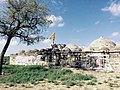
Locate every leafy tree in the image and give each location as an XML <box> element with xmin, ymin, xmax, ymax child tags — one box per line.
<box><xmin>0</xmin><ymin>0</ymin><xmax>51</xmax><ymax>75</ymax></box>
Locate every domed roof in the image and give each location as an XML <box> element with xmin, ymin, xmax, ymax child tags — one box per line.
<box><xmin>115</xmin><ymin>43</ymin><xmax>120</xmax><ymax>47</ymax></box>
<box><xmin>98</xmin><ymin>46</ymin><xmax>110</xmax><ymax>52</ymax></box>
<box><xmin>89</xmin><ymin>37</ymin><xmax>116</xmax><ymax>50</ymax></box>
<box><xmin>66</xmin><ymin>44</ymin><xmax>78</xmax><ymax>49</ymax></box>
<box><xmin>111</xmin><ymin>43</ymin><xmax>120</xmax><ymax>51</ymax></box>
<box><xmin>66</xmin><ymin>44</ymin><xmax>80</xmax><ymax>52</ymax></box>
<box><xmin>113</xmin><ymin>47</ymin><xmax>120</xmax><ymax>51</ymax></box>
<box><xmin>82</xmin><ymin>46</ymin><xmax>94</xmax><ymax>52</ymax></box>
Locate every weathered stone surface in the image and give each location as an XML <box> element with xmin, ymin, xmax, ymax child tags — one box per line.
<box><xmin>10</xmin><ymin>55</ymin><xmax>36</xmax><ymax>65</ymax></box>
<box><xmin>98</xmin><ymin>46</ymin><xmax>110</xmax><ymax>52</ymax></box>
<box><xmin>9</xmin><ymin>37</ymin><xmax>120</xmax><ymax>72</ymax></box>
<box><xmin>89</xmin><ymin>36</ymin><xmax>116</xmax><ymax>50</ymax></box>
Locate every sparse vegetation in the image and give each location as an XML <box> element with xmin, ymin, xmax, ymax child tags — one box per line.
<box><xmin>109</xmin><ymin>82</ymin><xmax>120</xmax><ymax>87</ymax></box>
<box><xmin>0</xmin><ymin>65</ymin><xmax>96</xmax><ymax>87</ymax></box>
<box><xmin>98</xmin><ymin>82</ymin><xmax>102</xmax><ymax>84</ymax></box>
<box><xmin>1</xmin><ymin>65</ymin><xmax>120</xmax><ymax>90</ymax></box>
<box><xmin>87</xmin><ymin>81</ymin><xmax>96</xmax><ymax>85</ymax></box>
<box><xmin>116</xmin><ymin>76</ymin><xmax>120</xmax><ymax>79</ymax></box>
<box><xmin>104</xmin><ymin>80</ymin><xmax>108</xmax><ymax>83</ymax></box>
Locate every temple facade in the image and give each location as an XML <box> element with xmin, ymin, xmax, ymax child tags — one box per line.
<box><xmin>10</xmin><ymin>37</ymin><xmax>120</xmax><ymax>72</ymax></box>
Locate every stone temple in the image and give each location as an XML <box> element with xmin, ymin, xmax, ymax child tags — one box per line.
<box><xmin>10</xmin><ymin>37</ymin><xmax>120</xmax><ymax>72</ymax></box>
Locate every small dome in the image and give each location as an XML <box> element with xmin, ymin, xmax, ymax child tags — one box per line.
<box><xmin>66</xmin><ymin>44</ymin><xmax>78</xmax><ymax>49</ymax></box>
<box><xmin>89</xmin><ymin>36</ymin><xmax>116</xmax><ymax>50</ymax></box>
<box><xmin>115</xmin><ymin>43</ymin><xmax>120</xmax><ymax>47</ymax></box>
<box><xmin>79</xmin><ymin>46</ymin><xmax>84</xmax><ymax>49</ymax></box>
<box><xmin>112</xmin><ymin>44</ymin><xmax>120</xmax><ymax>51</ymax></box>
<box><xmin>82</xmin><ymin>46</ymin><xmax>94</xmax><ymax>52</ymax></box>
<box><xmin>66</xmin><ymin>44</ymin><xmax>80</xmax><ymax>52</ymax></box>
<box><xmin>113</xmin><ymin>47</ymin><xmax>120</xmax><ymax>51</ymax></box>
<box><xmin>98</xmin><ymin>46</ymin><xmax>110</xmax><ymax>52</ymax></box>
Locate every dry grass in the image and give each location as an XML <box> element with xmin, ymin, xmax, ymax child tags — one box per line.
<box><xmin>0</xmin><ymin>66</ymin><xmax>120</xmax><ymax>90</ymax></box>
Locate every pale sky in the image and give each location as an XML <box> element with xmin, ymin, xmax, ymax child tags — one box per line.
<box><xmin>0</xmin><ymin>0</ymin><xmax>120</xmax><ymax>55</ymax></box>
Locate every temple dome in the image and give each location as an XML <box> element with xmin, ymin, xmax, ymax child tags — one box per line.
<box><xmin>89</xmin><ymin>36</ymin><xmax>116</xmax><ymax>50</ymax></box>
<box><xmin>115</xmin><ymin>43</ymin><xmax>120</xmax><ymax>48</ymax></box>
<box><xmin>82</xmin><ymin>46</ymin><xmax>94</xmax><ymax>52</ymax></box>
<box><xmin>112</xmin><ymin>43</ymin><xmax>120</xmax><ymax>51</ymax></box>
<box><xmin>66</xmin><ymin>44</ymin><xmax>81</xmax><ymax>52</ymax></box>
<box><xmin>98</xmin><ymin>46</ymin><xmax>110</xmax><ymax>52</ymax></box>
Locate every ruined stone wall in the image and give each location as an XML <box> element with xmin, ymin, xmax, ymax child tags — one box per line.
<box><xmin>109</xmin><ymin>53</ymin><xmax>120</xmax><ymax>72</ymax></box>
<box><xmin>10</xmin><ymin>49</ymin><xmax>48</xmax><ymax>66</ymax></box>
<box><xmin>10</xmin><ymin>48</ymin><xmax>120</xmax><ymax>72</ymax></box>
<box><xmin>10</xmin><ymin>55</ymin><xmax>48</xmax><ymax>66</ymax></box>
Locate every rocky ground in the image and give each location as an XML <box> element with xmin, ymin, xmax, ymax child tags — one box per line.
<box><xmin>0</xmin><ymin>68</ymin><xmax>120</xmax><ymax>90</ymax></box>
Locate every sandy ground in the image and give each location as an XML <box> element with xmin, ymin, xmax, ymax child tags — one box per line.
<box><xmin>0</xmin><ymin>68</ymin><xmax>120</xmax><ymax>90</ymax></box>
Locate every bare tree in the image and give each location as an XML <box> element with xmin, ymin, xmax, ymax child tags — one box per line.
<box><xmin>0</xmin><ymin>0</ymin><xmax>51</xmax><ymax>75</ymax></box>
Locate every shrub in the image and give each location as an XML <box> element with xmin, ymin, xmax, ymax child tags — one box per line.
<box><xmin>98</xmin><ymin>82</ymin><xmax>102</xmax><ymax>84</ymax></box>
<box><xmin>62</xmin><ymin>80</ymin><xmax>76</xmax><ymax>87</ymax></box>
<box><xmin>109</xmin><ymin>83</ymin><xmax>120</xmax><ymax>87</ymax></box>
<box><xmin>60</xmin><ymin>69</ymin><xmax>73</xmax><ymax>75</ymax></box>
<box><xmin>87</xmin><ymin>81</ymin><xmax>96</xmax><ymax>85</ymax></box>
<box><xmin>76</xmin><ymin>81</ymin><xmax>84</xmax><ymax>86</ymax></box>
<box><xmin>103</xmin><ymin>80</ymin><xmax>108</xmax><ymax>83</ymax></box>
<box><xmin>73</xmin><ymin>73</ymin><xmax>95</xmax><ymax>81</ymax></box>
<box><xmin>116</xmin><ymin>76</ymin><xmax>120</xmax><ymax>79</ymax></box>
